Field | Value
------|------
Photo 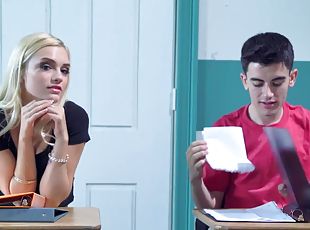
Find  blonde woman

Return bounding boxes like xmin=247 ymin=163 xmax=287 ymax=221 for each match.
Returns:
xmin=0 ymin=32 xmax=90 ymax=207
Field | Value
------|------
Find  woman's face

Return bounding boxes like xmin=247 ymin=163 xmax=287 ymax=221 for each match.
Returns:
xmin=21 ymin=46 xmax=70 ymax=104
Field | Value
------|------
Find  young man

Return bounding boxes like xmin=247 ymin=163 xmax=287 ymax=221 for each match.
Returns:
xmin=186 ymin=32 xmax=310 ymax=218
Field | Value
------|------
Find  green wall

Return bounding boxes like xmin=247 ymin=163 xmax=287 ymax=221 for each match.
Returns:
xmin=197 ymin=60 xmax=310 ymax=129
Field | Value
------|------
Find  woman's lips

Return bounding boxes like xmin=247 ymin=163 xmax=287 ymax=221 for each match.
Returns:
xmin=48 ymin=86 xmax=62 ymax=94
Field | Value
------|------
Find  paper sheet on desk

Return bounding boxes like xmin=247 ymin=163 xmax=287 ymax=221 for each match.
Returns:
xmin=203 ymin=201 xmax=295 ymax=222
xmin=196 ymin=127 xmax=255 ymax=173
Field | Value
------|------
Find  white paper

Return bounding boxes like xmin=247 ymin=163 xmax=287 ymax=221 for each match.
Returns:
xmin=196 ymin=126 xmax=255 ymax=173
xmin=203 ymin=201 xmax=295 ymax=222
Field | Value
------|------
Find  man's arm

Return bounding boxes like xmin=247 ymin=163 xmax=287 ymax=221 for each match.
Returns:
xmin=191 ymin=177 xmax=224 ymax=209
xmin=186 ymin=140 xmax=224 ymax=209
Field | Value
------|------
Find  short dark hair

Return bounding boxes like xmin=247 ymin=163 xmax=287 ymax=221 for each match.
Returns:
xmin=241 ymin=32 xmax=294 ymax=73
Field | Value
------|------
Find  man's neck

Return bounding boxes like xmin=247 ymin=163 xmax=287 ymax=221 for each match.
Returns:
xmin=248 ymin=104 xmax=284 ymax=125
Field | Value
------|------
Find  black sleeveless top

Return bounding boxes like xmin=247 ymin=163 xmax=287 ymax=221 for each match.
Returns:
xmin=0 ymin=101 xmax=90 ymax=206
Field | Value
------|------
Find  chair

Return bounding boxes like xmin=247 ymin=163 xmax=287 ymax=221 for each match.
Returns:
xmin=195 ymin=218 xmax=209 ymax=230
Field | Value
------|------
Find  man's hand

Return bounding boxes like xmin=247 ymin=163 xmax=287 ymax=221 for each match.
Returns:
xmin=186 ymin=140 xmax=207 ymax=183
xmin=278 ymin=183 xmax=288 ymax=197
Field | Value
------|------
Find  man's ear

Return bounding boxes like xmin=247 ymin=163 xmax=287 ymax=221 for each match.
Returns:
xmin=240 ymin=73 xmax=248 ymax=90
xmin=289 ymin=68 xmax=298 ymax=87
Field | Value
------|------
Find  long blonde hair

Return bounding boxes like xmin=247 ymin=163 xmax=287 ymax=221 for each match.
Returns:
xmin=0 ymin=32 xmax=70 ymax=136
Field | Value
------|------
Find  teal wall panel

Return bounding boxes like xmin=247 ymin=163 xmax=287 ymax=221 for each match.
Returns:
xmin=173 ymin=0 xmax=199 ymax=229
xmin=289 ymin=62 xmax=310 ymax=108
xmin=197 ymin=60 xmax=310 ymax=129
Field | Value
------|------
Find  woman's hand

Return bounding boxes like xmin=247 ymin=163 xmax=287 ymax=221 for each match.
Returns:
xmin=20 ymin=100 xmax=53 ymax=140
xmin=44 ymin=103 xmax=68 ymax=144
xmin=186 ymin=140 xmax=208 ymax=183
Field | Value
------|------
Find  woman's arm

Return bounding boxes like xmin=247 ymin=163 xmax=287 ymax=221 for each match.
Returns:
xmin=40 ymin=143 xmax=85 ymax=207
xmin=0 ymin=149 xmax=16 ymax=195
xmin=10 ymin=100 xmax=53 ymax=194
xmin=38 ymin=103 xmax=85 ymax=207
xmin=10 ymin=137 xmax=37 ymax=193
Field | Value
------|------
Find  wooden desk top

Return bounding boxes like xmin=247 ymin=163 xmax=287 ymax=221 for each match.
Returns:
xmin=0 ymin=207 xmax=101 ymax=230
xmin=194 ymin=209 xmax=310 ymax=230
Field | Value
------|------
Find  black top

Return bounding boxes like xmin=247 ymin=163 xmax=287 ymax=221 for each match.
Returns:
xmin=0 ymin=100 xmax=90 ymax=206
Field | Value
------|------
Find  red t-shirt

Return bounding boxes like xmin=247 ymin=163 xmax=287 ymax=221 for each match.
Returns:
xmin=203 ymin=102 xmax=310 ymax=208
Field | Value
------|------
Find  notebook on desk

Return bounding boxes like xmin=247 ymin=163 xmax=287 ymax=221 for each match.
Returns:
xmin=0 ymin=207 xmax=68 ymax=222
xmin=0 ymin=192 xmax=68 ymax=222
xmin=264 ymin=127 xmax=310 ymax=222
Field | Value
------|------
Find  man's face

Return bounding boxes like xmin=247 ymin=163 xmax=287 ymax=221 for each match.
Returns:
xmin=240 ymin=62 xmax=297 ymax=125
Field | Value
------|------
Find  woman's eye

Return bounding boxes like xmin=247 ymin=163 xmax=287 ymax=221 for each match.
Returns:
xmin=40 ymin=63 xmax=51 ymax=71
xmin=61 ymin=68 xmax=70 ymax=75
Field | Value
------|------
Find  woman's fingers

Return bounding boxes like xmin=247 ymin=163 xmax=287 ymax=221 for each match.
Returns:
xmin=45 ymin=105 xmax=68 ymax=141
xmin=21 ymin=100 xmax=53 ymax=121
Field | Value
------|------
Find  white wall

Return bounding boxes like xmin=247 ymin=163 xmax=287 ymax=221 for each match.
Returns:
xmin=198 ymin=0 xmax=310 ymax=60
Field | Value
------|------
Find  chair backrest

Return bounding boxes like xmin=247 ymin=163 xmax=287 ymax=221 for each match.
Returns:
xmin=264 ymin=127 xmax=310 ymax=208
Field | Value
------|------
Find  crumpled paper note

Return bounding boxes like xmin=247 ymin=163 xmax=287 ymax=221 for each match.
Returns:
xmin=196 ymin=126 xmax=255 ymax=173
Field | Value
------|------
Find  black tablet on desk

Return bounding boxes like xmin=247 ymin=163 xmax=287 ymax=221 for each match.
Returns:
xmin=264 ymin=127 xmax=310 ymax=221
